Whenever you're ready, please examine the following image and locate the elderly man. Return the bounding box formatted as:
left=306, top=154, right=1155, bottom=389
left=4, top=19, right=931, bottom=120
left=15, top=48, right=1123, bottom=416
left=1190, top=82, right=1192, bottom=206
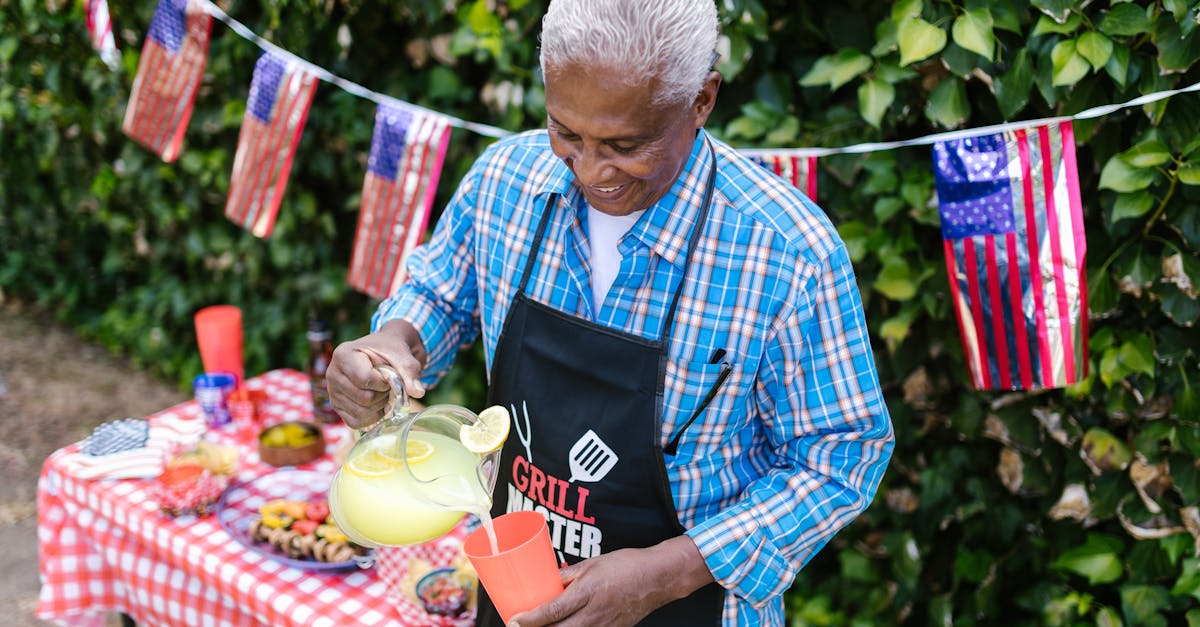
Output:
left=327, top=0, right=894, bottom=625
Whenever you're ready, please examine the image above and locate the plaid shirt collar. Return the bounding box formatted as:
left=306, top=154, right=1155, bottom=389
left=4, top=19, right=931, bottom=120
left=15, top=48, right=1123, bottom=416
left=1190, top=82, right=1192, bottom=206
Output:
left=534, top=129, right=716, bottom=269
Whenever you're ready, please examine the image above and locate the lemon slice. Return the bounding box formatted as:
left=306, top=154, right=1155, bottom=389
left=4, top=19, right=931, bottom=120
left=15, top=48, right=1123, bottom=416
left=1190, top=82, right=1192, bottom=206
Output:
left=379, top=438, right=435, bottom=465
left=460, top=405, right=511, bottom=454
left=346, top=449, right=398, bottom=478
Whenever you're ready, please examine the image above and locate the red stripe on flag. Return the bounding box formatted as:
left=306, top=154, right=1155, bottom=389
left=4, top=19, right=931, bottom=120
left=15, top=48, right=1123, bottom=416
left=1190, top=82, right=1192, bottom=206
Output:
left=1015, top=129, right=1054, bottom=386
left=1038, top=126, right=1076, bottom=386
left=983, top=235, right=1012, bottom=389
left=1060, top=120, right=1089, bottom=379
left=944, top=240, right=983, bottom=388
left=788, top=156, right=800, bottom=188
left=806, top=156, right=818, bottom=199
left=962, top=238, right=992, bottom=389
left=1005, top=231, right=1034, bottom=389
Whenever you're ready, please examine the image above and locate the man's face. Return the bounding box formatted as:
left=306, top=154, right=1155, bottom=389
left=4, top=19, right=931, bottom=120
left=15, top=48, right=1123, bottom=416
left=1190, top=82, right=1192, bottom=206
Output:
left=543, top=63, right=716, bottom=217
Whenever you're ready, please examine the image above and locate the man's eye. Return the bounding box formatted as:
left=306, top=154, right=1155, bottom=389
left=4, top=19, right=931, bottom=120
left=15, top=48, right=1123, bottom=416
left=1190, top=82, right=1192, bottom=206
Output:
left=609, top=143, right=638, bottom=154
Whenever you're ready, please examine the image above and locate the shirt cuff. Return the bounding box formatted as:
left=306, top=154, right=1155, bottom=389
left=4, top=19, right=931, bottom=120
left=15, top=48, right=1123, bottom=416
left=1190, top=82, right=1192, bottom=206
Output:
left=371, top=290, right=455, bottom=385
left=686, top=511, right=801, bottom=608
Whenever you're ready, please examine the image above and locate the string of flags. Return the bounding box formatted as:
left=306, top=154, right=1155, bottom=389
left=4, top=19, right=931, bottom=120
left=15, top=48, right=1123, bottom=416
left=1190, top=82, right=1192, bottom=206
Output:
left=89, top=0, right=1200, bottom=392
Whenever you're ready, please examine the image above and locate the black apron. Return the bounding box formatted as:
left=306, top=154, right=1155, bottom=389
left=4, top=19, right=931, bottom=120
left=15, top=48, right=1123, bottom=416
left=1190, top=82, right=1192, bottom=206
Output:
left=477, top=149, right=723, bottom=627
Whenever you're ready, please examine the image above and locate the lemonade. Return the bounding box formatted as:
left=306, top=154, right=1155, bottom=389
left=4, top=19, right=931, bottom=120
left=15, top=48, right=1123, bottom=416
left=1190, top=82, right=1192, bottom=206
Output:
left=329, top=430, right=491, bottom=546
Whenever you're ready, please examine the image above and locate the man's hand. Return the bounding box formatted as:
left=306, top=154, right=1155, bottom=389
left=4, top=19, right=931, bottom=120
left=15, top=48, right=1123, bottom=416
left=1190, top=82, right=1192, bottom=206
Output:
left=326, top=319, right=428, bottom=429
left=509, top=536, right=715, bottom=627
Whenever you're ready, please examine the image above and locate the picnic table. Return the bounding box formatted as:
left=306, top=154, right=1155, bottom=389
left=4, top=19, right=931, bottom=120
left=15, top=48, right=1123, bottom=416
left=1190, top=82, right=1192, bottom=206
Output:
left=35, top=368, right=463, bottom=627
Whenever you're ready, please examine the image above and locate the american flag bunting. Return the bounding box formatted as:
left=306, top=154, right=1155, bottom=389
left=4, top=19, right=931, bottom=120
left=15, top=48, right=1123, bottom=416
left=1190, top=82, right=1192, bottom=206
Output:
left=224, top=51, right=319, bottom=238
left=85, top=0, right=121, bottom=70
left=933, top=121, right=1088, bottom=391
left=347, top=102, right=452, bottom=299
left=749, top=153, right=818, bottom=200
left=121, top=0, right=212, bottom=162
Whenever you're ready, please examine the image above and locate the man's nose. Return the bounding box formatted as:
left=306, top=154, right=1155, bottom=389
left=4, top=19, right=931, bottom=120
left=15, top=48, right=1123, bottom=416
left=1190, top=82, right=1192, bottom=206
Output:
left=567, top=144, right=613, bottom=184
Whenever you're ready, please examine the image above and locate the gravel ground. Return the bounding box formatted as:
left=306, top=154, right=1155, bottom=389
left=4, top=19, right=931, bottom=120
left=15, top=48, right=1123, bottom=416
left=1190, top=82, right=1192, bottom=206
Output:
left=0, top=302, right=188, bottom=625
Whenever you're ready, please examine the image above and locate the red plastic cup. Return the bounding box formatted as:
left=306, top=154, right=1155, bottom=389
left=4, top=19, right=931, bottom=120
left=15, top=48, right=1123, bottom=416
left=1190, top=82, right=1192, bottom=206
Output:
left=463, top=511, right=564, bottom=624
left=227, top=387, right=265, bottom=441
left=194, top=305, right=244, bottom=383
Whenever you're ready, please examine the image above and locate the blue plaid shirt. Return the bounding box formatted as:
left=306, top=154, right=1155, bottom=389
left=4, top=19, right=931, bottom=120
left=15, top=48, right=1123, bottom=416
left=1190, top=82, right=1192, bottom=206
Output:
left=374, top=129, right=894, bottom=626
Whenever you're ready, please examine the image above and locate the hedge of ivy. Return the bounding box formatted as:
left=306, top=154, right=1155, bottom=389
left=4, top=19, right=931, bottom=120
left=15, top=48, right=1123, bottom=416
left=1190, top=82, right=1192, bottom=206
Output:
left=3, top=0, right=1200, bottom=623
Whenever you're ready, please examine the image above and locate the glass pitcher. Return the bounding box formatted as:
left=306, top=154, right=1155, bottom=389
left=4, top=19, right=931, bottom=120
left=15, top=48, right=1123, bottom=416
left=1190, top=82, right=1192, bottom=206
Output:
left=328, top=365, right=500, bottom=547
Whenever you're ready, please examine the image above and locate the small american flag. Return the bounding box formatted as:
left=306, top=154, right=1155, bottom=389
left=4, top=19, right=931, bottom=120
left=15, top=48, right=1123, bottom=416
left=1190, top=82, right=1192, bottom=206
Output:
left=121, top=0, right=212, bottom=162
left=85, top=0, right=120, bottom=70
left=749, top=153, right=818, bottom=200
left=933, top=121, right=1088, bottom=391
left=347, top=102, right=452, bottom=299
left=224, top=51, right=318, bottom=238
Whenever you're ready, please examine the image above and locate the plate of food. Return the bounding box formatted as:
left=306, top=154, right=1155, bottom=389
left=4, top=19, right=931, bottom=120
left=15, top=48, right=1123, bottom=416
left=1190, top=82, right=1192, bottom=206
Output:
left=216, top=469, right=373, bottom=572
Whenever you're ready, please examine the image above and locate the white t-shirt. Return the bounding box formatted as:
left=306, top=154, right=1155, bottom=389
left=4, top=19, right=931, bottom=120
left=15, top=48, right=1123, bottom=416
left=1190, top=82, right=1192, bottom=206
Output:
left=586, top=206, right=646, bottom=309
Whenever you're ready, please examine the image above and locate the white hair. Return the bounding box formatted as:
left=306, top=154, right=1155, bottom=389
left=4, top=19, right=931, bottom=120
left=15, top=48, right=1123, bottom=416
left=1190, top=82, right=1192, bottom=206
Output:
left=539, top=0, right=719, bottom=108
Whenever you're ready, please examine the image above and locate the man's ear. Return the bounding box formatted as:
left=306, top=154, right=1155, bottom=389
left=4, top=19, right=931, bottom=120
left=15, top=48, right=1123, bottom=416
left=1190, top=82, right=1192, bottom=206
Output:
left=690, top=71, right=722, bottom=129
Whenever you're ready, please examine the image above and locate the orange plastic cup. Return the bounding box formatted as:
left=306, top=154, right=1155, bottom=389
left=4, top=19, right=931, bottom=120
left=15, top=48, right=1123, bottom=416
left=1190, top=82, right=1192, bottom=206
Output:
left=194, top=305, right=244, bottom=383
left=463, top=511, right=564, bottom=624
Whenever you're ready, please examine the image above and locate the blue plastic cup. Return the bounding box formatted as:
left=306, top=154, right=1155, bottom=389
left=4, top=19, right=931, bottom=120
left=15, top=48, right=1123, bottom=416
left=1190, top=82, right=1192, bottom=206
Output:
left=194, top=371, right=237, bottom=428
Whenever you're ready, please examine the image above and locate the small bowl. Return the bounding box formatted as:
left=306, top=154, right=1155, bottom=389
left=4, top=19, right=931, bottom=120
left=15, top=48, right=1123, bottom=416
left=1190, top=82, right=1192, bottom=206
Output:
left=415, top=567, right=473, bottom=617
left=258, top=421, right=325, bottom=467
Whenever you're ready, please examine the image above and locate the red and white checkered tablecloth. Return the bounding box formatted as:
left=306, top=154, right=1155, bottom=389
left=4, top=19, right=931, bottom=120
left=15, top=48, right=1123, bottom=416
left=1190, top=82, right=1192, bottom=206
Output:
left=36, top=369, right=449, bottom=627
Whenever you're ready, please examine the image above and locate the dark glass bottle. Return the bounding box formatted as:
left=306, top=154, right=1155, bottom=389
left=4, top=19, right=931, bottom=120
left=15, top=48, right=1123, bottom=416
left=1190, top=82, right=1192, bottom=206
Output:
left=307, top=319, right=340, bottom=424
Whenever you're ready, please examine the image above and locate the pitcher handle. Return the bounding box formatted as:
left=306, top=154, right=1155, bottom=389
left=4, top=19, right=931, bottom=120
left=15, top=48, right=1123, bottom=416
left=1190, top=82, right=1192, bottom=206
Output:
left=373, top=364, right=412, bottom=421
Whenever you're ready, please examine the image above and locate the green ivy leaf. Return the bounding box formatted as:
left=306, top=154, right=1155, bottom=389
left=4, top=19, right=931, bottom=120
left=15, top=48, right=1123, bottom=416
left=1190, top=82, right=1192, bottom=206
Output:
left=1177, top=163, right=1200, bottom=185
left=464, top=0, right=501, bottom=34
left=1154, top=15, right=1200, bottom=74
left=1105, top=44, right=1131, bottom=88
left=1053, top=533, right=1125, bottom=584
left=897, top=17, right=947, bottom=66
left=1076, top=31, right=1114, bottom=71
left=1033, top=14, right=1083, bottom=36
left=1160, top=284, right=1200, bottom=326
left=1100, top=348, right=1125, bottom=388
left=879, top=303, right=919, bottom=346
left=994, top=48, right=1034, bottom=119
left=892, top=0, right=923, bottom=21
left=875, top=257, right=918, bottom=301
left=952, top=9, right=995, bottom=60
left=802, top=49, right=874, bottom=91
left=724, top=115, right=766, bottom=140
left=1120, top=585, right=1170, bottom=626
left=1110, top=191, right=1155, bottom=222
left=800, top=55, right=837, bottom=87
left=858, top=78, right=895, bottom=128
left=1172, top=558, right=1200, bottom=602
left=1100, top=3, right=1154, bottom=37
left=1163, top=0, right=1189, bottom=21
left=837, top=221, right=870, bottom=263
left=763, top=116, right=800, bottom=146
left=1123, top=140, right=1172, bottom=168
left=1098, top=155, right=1158, bottom=192
left=1051, top=40, right=1091, bottom=86
left=1176, top=385, right=1200, bottom=421
left=1119, top=334, right=1157, bottom=379
left=925, top=76, right=968, bottom=128
left=873, top=196, right=905, bottom=222
left=1033, top=0, right=1076, bottom=24
left=1082, top=427, right=1133, bottom=471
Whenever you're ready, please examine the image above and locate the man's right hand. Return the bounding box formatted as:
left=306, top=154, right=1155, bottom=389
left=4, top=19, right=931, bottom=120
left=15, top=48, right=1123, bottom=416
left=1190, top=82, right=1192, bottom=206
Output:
left=326, top=319, right=428, bottom=429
